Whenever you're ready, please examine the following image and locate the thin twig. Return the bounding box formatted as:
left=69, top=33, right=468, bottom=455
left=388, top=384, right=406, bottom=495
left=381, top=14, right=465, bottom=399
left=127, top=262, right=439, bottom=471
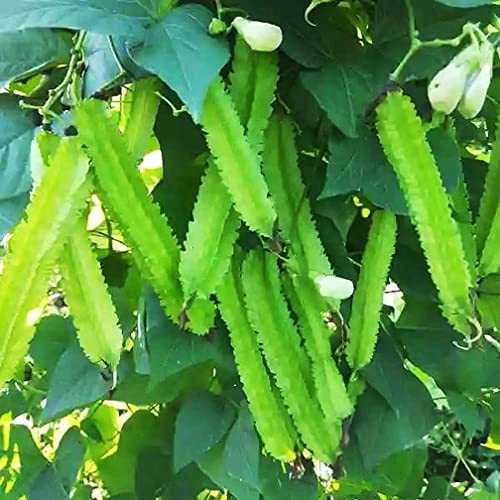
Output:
left=40, top=31, right=86, bottom=121
left=390, top=0, right=481, bottom=81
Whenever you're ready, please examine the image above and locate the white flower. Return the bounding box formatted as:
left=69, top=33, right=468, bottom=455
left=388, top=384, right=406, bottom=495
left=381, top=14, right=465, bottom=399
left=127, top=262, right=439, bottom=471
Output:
left=232, top=17, right=283, bottom=52
left=314, top=275, right=354, bottom=300
left=457, top=43, right=494, bottom=119
left=428, top=41, right=493, bottom=117
left=427, top=60, right=470, bottom=114
left=458, top=63, right=492, bottom=118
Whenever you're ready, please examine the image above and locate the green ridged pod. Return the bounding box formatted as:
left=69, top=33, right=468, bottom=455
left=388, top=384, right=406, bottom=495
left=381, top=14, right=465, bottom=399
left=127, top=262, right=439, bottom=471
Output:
left=123, top=77, right=161, bottom=162
left=217, top=251, right=297, bottom=461
left=230, top=35, right=279, bottom=156
left=185, top=296, right=217, bottom=336
left=376, top=91, right=473, bottom=336
left=263, top=113, right=332, bottom=278
left=179, top=40, right=281, bottom=332
left=61, top=217, right=123, bottom=369
left=283, top=272, right=352, bottom=423
left=450, top=177, right=477, bottom=283
left=241, top=250, right=341, bottom=463
left=74, top=99, right=183, bottom=321
left=346, top=211, right=397, bottom=370
left=0, top=138, right=89, bottom=387
left=476, top=113, right=500, bottom=257
left=478, top=114, right=500, bottom=277
left=180, top=160, right=240, bottom=301
left=479, top=209, right=500, bottom=277
left=201, top=78, right=277, bottom=236
left=262, top=112, right=351, bottom=421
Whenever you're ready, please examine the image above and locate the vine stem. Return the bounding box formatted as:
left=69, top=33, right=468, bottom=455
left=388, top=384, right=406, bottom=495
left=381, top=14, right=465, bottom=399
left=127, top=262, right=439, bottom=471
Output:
left=40, top=30, right=86, bottom=122
left=444, top=429, right=481, bottom=499
left=154, top=91, right=188, bottom=116
left=390, top=0, right=482, bottom=82
left=214, top=0, right=223, bottom=18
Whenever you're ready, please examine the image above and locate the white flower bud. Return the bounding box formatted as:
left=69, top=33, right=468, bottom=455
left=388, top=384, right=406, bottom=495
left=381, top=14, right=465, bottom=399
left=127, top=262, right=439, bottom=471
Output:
left=427, top=41, right=493, bottom=116
left=457, top=43, right=494, bottom=119
left=232, top=17, right=283, bottom=52
left=457, top=63, right=492, bottom=119
left=314, top=275, right=354, bottom=300
left=428, top=61, right=469, bottom=114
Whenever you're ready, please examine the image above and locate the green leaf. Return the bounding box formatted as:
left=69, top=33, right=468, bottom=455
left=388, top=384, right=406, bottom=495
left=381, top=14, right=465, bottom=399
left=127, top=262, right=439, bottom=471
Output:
left=82, top=33, right=124, bottom=97
left=343, top=443, right=428, bottom=498
left=53, top=427, right=85, bottom=494
left=128, top=4, right=230, bottom=121
left=399, top=317, right=499, bottom=397
left=29, top=465, right=68, bottom=500
left=223, top=402, right=260, bottom=491
left=447, top=392, right=485, bottom=438
left=422, top=477, right=465, bottom=499
left=0, top=1, right=160, bottom=36
left=112, top=356, right=214, bottom=406
left=197, top=442, right=260, bottom=500
left=469, top=490, right=500, bottom=500
left=165, top=463, right=217, bottom=499
left=433, top=0, right=494, bottom=6
left=174, top=391, right=236, bottom=472
left=0, top=29, right=71, bottom=87
left=29, top=317, right=75, bottom=375
left=301, top=50, right=389, bottom=138
left=259, top=456, right=320, bottom=500
left=135, top=447, right=171, bottom=500
left=352, top=336, right=438, bottom=468
left=0, top=194, right=29, bottom=239
left=147, top=323, right=227, bottom=386
left=41, top=344, right=111, bottom=424
left=2, top=425, right=48, bottom=499
left=81, top=403, right=120, bottom=462
left=0, top=94, right=38, bottom=200
left=0, top=383, right=28, bottom=419
left=322, top=127, right=462, bottom=215
left=98, top=410, right=161, bottom=496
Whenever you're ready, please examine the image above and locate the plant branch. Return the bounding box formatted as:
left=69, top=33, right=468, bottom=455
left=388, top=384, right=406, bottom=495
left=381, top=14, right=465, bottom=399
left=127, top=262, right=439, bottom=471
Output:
left=390, top=0, right=482, bottom=82
left=40, top=31, right=86, bottom=122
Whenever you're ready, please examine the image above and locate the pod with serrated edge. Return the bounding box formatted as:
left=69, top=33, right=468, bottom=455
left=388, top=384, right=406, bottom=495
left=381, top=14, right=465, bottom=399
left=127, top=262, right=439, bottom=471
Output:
left=346, top=210, right=397, bottom=371
left=241, top=250, right=341, bottom=462
left=61, top=217, right=123, bottom=370
left=74, top=99, right=183, bottom=322
left=201, top=78, right=277, bottom=237
left=217, top=252, right=297, bottom=461
left=376, top=91, right=473, bottom=337
left=0, top=139, right=89, bottom=388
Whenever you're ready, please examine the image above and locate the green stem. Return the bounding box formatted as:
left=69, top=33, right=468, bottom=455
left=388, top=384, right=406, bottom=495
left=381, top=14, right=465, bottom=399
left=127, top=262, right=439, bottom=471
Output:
left=390, top=1, right=480, bottom=82
left=154, top=91, right=188, bottom=117
left=41, top=31, right=86, bottom=122
left=214, top=0, right=223, bottom=18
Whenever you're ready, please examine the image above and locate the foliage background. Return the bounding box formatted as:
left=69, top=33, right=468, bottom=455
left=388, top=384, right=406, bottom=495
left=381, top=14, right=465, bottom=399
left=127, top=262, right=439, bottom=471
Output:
left=0, top=0, right=499, bottom=499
